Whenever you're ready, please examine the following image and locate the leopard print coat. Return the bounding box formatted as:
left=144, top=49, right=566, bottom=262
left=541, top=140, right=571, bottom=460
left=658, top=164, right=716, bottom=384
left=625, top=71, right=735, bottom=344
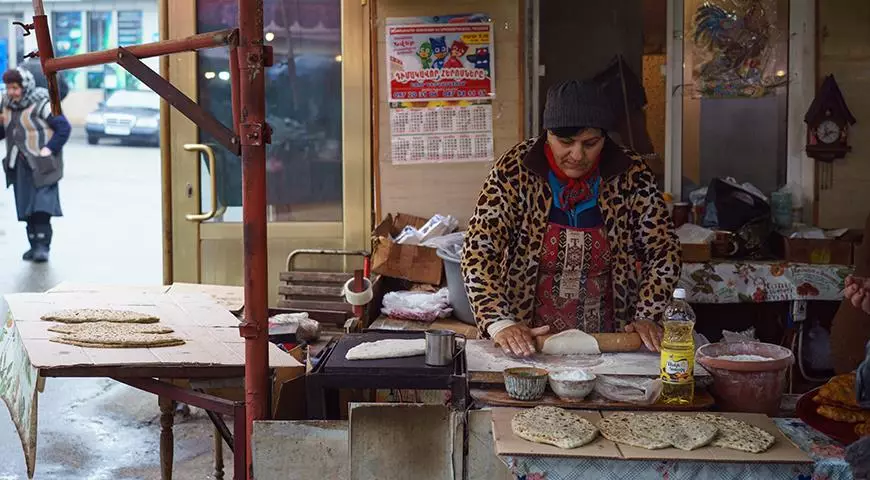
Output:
left=461, top=135, right=681, bottom=336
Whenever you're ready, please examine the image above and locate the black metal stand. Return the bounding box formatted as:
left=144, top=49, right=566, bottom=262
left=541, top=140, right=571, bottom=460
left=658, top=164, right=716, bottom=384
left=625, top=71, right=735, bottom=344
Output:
left=305, top=332, right=468, bottom=419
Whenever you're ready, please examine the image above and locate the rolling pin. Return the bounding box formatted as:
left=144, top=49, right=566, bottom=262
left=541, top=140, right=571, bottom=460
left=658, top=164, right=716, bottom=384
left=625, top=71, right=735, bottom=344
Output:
left=534, top=332, right=642, bottom=353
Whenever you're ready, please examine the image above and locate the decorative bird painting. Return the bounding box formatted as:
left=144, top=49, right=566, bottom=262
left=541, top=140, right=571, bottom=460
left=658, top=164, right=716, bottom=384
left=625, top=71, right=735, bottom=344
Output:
left=692, top=0, right=786, bottom=98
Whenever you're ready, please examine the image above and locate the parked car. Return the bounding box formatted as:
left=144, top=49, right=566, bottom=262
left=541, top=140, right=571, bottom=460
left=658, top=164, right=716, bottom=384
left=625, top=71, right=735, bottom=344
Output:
left=85, top=90, right=160, bottom=146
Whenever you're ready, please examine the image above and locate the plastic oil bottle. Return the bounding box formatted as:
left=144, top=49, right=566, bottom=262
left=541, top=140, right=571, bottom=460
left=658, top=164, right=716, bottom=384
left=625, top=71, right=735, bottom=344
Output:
left=659, top=288, right=697, bottom=405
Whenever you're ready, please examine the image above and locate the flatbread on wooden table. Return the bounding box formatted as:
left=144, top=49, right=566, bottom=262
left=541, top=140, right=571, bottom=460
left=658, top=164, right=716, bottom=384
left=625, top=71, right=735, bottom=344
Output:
left=50, top=331, right=185, bottom=348
left=345, top=339, right=426, bottom=360
left=695, top=413, right=775, bottom=453
left=597, top=412, right=671, bottom=450
left=511, top=406, right=599, bottom=449
left=48, top=322, right=175, bottom=335
left=626, top=413, right=718, bottom=451
left=41, top=308, right=159, bottom=324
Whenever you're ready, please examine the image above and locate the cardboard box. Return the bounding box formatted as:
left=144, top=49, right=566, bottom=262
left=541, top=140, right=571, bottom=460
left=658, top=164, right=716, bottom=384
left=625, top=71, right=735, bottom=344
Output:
left=780, top=230, right=862, bottom=265
left=681, top=242, right=712, bottom=263
left=371, top=213, right=444, bottom=285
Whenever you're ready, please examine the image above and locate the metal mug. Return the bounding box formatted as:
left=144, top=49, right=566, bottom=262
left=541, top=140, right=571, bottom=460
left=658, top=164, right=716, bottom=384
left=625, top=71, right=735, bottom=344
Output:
left=425, top=329, right=464, bottom=366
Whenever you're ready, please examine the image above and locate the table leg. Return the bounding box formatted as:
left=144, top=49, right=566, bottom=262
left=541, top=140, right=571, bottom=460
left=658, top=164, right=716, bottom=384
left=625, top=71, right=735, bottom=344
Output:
left=159, top=396, right=176, bottom=480
left=214, top=424, right=225, bottom=480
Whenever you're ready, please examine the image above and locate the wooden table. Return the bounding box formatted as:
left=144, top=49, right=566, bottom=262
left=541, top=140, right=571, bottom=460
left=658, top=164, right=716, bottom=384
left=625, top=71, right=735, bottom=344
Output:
left=3, top=288, right=303, bottom=480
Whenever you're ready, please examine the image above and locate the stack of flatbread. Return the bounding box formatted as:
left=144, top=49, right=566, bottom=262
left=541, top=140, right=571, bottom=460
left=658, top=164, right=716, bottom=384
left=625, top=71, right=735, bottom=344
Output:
left=598, top=412, right=775, bottom=453
left=511, top=406, right=599, bottom=449
left=41, top=309, right=184, bottom=348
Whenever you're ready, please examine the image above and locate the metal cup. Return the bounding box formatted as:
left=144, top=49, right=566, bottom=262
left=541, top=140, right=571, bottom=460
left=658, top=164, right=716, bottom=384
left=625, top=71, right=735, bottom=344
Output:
left=425, top=329, right=456, bottom=366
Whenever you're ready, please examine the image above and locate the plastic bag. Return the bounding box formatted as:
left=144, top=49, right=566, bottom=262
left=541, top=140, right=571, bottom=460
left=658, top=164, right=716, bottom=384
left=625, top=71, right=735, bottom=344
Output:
left=394, top=214, right=459, bottom=245
left=381, top=288, right=453, bottom=323
left=422, top=231, right=465, bottom=253
left=594, top=375, right=662, bottom=405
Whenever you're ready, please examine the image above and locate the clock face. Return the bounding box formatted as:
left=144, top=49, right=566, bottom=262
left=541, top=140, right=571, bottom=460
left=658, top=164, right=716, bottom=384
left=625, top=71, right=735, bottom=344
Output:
left=816, top=119, right=841, bottom=144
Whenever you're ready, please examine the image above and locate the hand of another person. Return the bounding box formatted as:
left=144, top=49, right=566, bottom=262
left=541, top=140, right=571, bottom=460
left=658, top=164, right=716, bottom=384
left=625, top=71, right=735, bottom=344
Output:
left=39, top=147, right=52, bottom=157
left=625, top=319, right=663, bottom=352
left=493, top=324, right=550, bottom=358
left=845, top=275, right=870, bottom=315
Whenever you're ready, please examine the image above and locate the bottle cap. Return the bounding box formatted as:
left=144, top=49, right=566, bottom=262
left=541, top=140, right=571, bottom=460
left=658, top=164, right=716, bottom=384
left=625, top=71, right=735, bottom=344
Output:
left=673, top=288, right=686, bottom=299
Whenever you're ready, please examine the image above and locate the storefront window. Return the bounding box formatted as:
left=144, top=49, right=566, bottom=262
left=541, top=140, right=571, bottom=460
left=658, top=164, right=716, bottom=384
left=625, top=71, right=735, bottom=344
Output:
left=680, top=0, right=789, bottom=197
left=197, top=0, right=343, bottom=223
left=88, top=11, right=112, bottom=52
left=53, top=11, right=85, bottom=89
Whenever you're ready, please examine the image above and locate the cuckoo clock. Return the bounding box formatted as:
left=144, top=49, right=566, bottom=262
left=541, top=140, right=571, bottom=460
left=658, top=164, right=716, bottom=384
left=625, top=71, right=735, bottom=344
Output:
left=804, top=74, right=857, bottom=163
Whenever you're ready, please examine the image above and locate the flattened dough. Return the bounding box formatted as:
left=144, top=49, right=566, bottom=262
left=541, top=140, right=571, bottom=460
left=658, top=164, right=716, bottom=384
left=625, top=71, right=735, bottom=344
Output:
left=628, top=413, right=718, bottom=451
left=48, top=322, right=174, bottom=335
left=511, top=406, right=598, bottom=449
left=41, top=308, right=159, bottom=324
left=345, top=339, right=426, bottom=360
left=696, top=413, right=775, bottom=453
left=50, top=332, right=185, bottom=348
left=542, top=329, right=601, bottom=355
left=597, top=413, right=670, bottom=450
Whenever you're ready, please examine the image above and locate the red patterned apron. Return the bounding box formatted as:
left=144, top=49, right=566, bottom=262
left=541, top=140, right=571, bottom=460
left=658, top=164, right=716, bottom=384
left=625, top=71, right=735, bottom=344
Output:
left=532, top=222, right=615, bottom=334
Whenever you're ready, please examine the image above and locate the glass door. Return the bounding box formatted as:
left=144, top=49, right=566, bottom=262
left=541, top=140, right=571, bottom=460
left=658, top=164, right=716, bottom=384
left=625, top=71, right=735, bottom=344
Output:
left=166, top=0, right=371, bottom=304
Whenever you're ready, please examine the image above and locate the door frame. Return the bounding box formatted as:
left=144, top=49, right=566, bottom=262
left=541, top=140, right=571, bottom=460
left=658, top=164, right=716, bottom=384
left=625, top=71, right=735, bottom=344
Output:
left=162, top=0, right=372, bottom=285
left=665, top=0, right=816, bottom=219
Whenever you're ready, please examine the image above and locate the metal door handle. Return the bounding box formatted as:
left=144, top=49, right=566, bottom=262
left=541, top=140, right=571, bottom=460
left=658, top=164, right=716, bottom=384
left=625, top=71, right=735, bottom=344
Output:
left=183, top=143, right=219, bottom=222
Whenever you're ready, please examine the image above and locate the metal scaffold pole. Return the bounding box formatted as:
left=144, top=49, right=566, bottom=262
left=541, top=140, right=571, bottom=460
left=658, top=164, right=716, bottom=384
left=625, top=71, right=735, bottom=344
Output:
left=24, top=0, right=271, bottom=477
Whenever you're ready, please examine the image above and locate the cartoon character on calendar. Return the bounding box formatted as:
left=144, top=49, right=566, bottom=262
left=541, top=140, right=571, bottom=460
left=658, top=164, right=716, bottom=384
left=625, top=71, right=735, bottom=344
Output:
left=466, top=47, right=491, bottom=77
left=416, top=42, right=434, bottom=69
left=444, top=40, right=468, bottom=68
left=430, top=36, right=449, bottom=69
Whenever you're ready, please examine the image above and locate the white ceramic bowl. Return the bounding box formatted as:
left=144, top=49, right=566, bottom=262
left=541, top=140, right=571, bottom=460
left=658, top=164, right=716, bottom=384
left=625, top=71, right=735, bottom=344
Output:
left=548, top=369, right=596, bottom=402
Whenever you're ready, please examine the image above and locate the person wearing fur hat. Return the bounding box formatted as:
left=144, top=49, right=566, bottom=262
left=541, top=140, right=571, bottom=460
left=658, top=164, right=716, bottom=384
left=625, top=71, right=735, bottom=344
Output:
left=462, top=79, right=681, bottom=357
left=1, top=67, right=71, bottom=263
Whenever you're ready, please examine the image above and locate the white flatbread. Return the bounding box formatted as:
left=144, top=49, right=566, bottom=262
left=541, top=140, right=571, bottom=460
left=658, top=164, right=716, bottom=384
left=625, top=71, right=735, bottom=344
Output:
left=542, top=329, right=601, bottom=355
left=696, top=413, right=775, bottom=453
left=41, top=308, right=159, bottom=324
left=48, top=322, right=175, bottom=335
left=345, top=339, right=426, bottom=360
left=628, top=414, right=718, bottom=451
left=598, top=413, right=670, bottom=450
left=511, top=406, right=599, bottom=449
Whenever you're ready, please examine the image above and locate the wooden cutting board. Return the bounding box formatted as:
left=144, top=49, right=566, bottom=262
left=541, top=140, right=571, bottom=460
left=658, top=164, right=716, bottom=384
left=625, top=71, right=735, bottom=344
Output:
left=471, top=387, right=715, bottom=411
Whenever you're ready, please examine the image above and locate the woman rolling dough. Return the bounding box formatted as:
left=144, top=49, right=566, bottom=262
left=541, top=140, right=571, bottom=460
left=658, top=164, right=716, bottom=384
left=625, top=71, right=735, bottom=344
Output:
left=461, top=80, right=681, bottom=357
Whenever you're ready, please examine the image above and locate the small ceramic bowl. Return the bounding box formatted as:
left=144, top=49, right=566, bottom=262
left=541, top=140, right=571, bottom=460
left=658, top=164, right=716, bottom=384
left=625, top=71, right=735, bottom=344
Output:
left=548, top=369, right=597, bottom=402
left=503, top=367, right=548, bottom=401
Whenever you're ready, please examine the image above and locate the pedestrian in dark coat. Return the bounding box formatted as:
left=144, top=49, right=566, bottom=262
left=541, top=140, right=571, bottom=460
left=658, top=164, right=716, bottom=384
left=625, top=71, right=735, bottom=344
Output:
left=1, top=67, right=71, bottom=262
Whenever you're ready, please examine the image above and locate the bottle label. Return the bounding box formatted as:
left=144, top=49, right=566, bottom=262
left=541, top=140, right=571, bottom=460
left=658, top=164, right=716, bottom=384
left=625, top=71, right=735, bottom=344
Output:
left=660, top=350, right=694, bottom=383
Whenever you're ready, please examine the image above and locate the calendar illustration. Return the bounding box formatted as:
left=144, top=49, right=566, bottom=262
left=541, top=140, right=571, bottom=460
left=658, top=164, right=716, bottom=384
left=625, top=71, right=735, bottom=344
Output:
left=390, top=102, right=494, bottom=164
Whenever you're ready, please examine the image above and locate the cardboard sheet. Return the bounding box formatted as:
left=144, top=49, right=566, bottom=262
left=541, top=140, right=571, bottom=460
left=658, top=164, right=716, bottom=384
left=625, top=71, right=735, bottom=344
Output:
left=601, top=411, right=812, bottom=464
left=167, top=282, right=245, bottom=313
left=493, top=408, right=811, bottom=464
left=491, top=408, right=621, bottom=459
left=4, top=291, right=301, bottom=371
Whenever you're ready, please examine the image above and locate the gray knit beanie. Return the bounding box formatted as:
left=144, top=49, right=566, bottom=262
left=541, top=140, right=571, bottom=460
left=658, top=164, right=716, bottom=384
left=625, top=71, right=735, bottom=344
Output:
left=542, top=80, right=616, bottom=132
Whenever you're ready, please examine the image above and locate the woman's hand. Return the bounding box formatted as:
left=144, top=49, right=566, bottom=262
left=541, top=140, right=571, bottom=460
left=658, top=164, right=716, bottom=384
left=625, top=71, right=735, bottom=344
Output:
left=845, top=275, right=870, bottom=315
left=493, top=324, right=550, bottom=357
left=39, top=147, right=52, bottom=157
left=625, top=319, right=663, bottom=352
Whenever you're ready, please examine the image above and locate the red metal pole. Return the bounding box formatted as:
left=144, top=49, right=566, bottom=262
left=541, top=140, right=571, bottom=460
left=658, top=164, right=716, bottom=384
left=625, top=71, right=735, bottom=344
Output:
left=30, top=13, right=62, bottom=116
left=236, top=0, right=269, bottom=477
left=44, top=29, right=236, bottom=74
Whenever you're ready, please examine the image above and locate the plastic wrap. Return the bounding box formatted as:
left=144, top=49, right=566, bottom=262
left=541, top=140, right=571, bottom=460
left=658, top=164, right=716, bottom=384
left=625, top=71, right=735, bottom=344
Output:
left=381, top=288, right=453, bottom=323
left=594, top=375, right=662, bottom=405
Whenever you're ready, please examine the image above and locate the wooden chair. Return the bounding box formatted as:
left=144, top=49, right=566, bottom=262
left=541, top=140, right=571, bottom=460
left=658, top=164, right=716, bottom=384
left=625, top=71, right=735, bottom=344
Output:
left=277, top=248, right=372, bottom=331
